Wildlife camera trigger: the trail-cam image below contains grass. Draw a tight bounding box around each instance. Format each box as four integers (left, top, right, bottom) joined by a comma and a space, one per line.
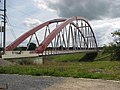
0, 52, 119, 80
0, 61, 120, 80
43, 53, 86, 62
95, 51, 111, 61
44, 52, 111, 62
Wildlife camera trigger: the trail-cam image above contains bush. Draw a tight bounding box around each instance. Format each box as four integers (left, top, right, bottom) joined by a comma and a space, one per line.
103, 43, 120, 61
103, 30, 120, 61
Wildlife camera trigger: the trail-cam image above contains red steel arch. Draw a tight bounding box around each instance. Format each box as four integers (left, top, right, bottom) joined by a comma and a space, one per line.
5, 19, 66, 51
6, 16, 98, 54
35, 16, 98, 53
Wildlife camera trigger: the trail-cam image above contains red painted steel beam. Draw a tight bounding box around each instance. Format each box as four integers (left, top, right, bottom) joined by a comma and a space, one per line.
35, 16, 97, 53
6, 19, 66, 51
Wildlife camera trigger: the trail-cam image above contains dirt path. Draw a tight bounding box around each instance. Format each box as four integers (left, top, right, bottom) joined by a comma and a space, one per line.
45, 78, 120, 90
0, 74, 120, 90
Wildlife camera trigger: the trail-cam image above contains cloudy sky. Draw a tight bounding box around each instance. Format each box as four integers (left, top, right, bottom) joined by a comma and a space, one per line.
0, 0, 120, 46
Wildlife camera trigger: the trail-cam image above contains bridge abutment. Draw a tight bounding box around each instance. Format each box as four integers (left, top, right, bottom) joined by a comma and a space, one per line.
1, 51, 44, 65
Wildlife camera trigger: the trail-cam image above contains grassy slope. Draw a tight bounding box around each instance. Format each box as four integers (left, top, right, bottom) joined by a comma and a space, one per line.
0, 52, 119, 80
44, 53, 86, 62
44, 52, 111, 62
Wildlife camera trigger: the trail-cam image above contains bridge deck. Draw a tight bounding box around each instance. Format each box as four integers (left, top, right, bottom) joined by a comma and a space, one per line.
2, 50, 98, 59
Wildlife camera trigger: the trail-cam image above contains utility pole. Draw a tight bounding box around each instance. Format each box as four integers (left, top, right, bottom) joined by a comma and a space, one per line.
3, 0, 6, 54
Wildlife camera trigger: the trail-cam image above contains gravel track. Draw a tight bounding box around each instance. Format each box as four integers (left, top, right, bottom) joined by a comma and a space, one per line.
0, 74, 120, 90
0, 74, 62, 90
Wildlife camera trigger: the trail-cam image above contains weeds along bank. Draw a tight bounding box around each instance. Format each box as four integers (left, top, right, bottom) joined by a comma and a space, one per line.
0, 52, 120, 80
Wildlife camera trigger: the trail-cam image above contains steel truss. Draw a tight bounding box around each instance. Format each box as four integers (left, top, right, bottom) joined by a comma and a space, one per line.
6, 16, 98, 55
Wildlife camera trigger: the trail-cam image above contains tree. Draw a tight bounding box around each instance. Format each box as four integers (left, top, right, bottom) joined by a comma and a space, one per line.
112, 30, 120, 60
27, 42, 36, 50
112, 29, 120, 44
103, 30, 120, 61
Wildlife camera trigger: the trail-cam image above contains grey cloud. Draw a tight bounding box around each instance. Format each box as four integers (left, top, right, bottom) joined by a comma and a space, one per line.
47, 0, 120, 20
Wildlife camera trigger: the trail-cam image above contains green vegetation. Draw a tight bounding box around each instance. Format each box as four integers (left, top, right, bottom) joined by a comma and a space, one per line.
27, 42, 37, 50
44, 52, 111, 62
94, 51, 110, 61
0, 52, 120, 80
103, 30, 120, 61
44, 53, 86, 62
0, 61, 119, 80
103, 44, 120, 61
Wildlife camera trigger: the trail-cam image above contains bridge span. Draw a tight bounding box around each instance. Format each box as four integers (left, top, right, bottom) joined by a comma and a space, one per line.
3, 16, 98, 59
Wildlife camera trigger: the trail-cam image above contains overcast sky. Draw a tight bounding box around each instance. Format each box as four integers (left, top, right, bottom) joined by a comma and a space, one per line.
0, 0, 120, 46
